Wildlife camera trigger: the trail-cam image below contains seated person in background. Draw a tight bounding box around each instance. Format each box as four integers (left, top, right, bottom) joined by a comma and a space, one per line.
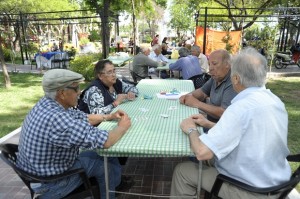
161, 43, 172, 58
132, 46, 159, 79
191, 45, 209, 73
16, 69, 132, 199
179, 49, 237, 129
171, 47, 291, 199
79, 59, 139, 115
162, 37, 168, 45
51, 42, 59, 52
148, 44, 170, 78
169, 47, 202, 80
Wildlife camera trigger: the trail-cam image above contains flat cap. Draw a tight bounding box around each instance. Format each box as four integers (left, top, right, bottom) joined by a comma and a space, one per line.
42, 69, 85, 92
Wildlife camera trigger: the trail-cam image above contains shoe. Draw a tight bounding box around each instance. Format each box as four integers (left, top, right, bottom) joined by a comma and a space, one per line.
115, 175, 135, 192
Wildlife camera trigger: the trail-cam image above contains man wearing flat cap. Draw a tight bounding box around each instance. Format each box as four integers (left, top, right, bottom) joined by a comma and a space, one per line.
16, 69, 131, 199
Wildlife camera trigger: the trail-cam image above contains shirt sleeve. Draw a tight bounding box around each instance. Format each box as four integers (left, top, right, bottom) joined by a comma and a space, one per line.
169, 59, 182, 70
144, 57, 159, 68
122, 81, 139, 96
84, 86, 114, 115
201, 78, 213, 95
48, 110, 109, 149
200, 106, 243, 160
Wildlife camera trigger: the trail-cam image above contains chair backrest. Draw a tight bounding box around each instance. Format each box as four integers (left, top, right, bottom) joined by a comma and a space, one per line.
0, 143, 35, 197
189, 74, 206, 89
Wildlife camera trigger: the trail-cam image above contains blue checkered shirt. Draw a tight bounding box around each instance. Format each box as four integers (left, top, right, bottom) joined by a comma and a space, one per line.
16, 97, 109, 176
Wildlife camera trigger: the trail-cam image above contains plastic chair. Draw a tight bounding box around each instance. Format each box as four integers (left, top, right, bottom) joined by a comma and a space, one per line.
204, 153, 300, 199
0, 143, 100, 199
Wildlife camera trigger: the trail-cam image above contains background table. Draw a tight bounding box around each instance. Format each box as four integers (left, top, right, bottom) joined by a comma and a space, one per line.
96, 79, 202, 198
35, 52, 66, 68
156, 59, 177, 78
107, 55, 132, 67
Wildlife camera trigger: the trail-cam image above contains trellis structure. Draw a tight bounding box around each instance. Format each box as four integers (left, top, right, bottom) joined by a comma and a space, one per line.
194, 7, 300, 55
0, 9, 120, 63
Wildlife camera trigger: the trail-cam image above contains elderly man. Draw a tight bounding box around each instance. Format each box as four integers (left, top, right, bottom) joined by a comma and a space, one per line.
169, 47, 202, 80
132, 46, 159, 79
171, 47, 291, 199
148, 44, 170, 78
179, 49, 237, 128
16, 69, 132, 199
191, 45, 209, 73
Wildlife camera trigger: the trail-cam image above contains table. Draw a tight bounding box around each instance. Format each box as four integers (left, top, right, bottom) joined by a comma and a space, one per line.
35, 52, 66, 68
107, 55, 132, 67
156, 59, 178, 78
96, 79, 203, 199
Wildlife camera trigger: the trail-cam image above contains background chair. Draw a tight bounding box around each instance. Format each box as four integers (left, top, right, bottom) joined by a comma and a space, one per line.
204, 153, 300, 199
51, 53, 63, 68
189, 73, 211, 89
130, 71, 152, 83
0, 143, 100, 199
29, 54, 37, 70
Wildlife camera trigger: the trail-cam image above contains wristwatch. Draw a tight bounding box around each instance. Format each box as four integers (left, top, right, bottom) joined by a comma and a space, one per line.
187, 128, 198, 136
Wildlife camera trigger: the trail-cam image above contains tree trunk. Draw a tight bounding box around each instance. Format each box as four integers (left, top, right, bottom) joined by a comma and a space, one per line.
131, 0, 136, 55
0, 33, 11, 88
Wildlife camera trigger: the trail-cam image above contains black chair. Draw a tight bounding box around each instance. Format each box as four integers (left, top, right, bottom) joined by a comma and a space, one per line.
29, 54, 37, 70
51, 53, 63, 68
189, 73, 211, 89
204, 153, 300, 199
130, 70, 152, 83
0, 143, 100, 199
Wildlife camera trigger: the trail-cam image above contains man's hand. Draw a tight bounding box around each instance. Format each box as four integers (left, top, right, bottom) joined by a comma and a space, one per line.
117, 112, 131, 131
181, 94, 199, 108
179, 94, 186, 104
180, 117, 197, 135
110, 109, 126, 120
127, 92, 136, 101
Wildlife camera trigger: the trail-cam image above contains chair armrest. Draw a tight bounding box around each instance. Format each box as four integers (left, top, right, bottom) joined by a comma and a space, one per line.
287, 154, 300, 162
211, 173, 299, 197
19, 168, 89, 184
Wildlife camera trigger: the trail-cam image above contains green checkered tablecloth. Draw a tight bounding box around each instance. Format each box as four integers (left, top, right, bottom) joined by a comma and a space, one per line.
96, 79, 201, 157
107, 56, 132, 67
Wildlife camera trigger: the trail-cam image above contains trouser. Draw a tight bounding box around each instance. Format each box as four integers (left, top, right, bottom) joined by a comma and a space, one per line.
32, 151, 121, 199
170, 161, 279, 199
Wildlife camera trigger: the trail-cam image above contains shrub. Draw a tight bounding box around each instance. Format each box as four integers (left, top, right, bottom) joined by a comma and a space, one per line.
2, 47, 12, 62
69, 53, 102, 81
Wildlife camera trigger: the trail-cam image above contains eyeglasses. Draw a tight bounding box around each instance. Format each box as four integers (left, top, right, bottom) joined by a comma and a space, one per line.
65, 85, 80, 92
101, 69, 116, 76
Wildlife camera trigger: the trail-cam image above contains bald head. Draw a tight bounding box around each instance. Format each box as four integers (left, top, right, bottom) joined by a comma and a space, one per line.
208, 49, 231, 83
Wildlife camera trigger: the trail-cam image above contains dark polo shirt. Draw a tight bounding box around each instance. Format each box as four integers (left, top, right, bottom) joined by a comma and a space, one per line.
201, 70, 237, 123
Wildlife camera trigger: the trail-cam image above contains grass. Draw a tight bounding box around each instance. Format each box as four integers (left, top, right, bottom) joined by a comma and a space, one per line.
0, 73, 299, 191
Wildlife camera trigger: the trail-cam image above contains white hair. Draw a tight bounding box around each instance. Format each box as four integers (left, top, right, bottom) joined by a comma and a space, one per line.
44, 91, 57, 100
152, 44, 161, 51
231, 47, 267, 88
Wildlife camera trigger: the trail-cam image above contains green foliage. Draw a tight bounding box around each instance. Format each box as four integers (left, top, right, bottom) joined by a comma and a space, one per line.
79, 37, 90, 46
69, 53, 102, 81
88, 29, 101, 42
2, 47, 12, 62
244, 23, 278, 55
24, 42, 39, 54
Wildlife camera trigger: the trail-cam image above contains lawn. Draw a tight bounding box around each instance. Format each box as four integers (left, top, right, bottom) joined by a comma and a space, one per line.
0, 73, 299, 191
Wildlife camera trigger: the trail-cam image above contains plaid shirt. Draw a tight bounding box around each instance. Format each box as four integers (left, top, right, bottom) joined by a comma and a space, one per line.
16, 97, 109, 176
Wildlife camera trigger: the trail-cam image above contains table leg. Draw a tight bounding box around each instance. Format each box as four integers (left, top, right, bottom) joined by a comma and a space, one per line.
196, 161, 202, 199
104, 157, 110, 199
